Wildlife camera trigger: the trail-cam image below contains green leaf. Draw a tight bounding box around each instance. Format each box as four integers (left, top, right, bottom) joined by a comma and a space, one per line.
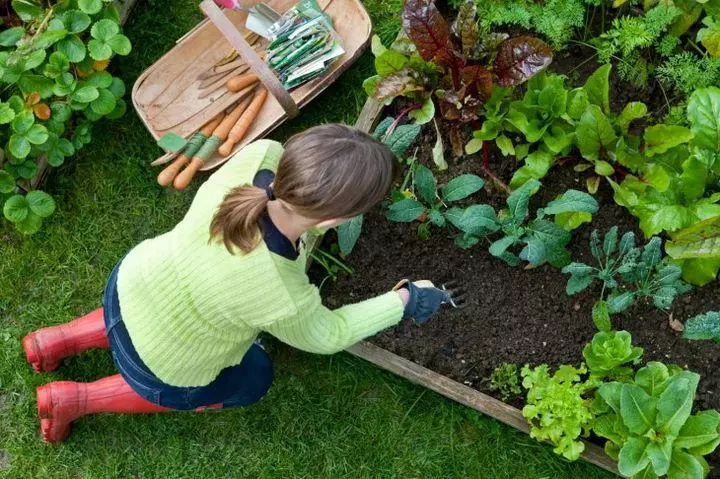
592, 300, 612, 332
641, 237, 662, 267
88, 39, 112, 61
107, 34, 131, 55
362, 75, 380, 97
64, 10, 91, 33
675, 410, 720, 454
15, 210, 42, 235
667, 451, 705, 479
445, 205, 499, 236
642, 164, 670, 192
0, 27, 25, 47
12, 0, 42, 21
576, 105, 617, 163
584, 64, 611, 113
519, 237, 545, 265
617, 102, 647, 135
644, 125, 693, 157
90, 88, 116, 115
105, 98, 126, 120
385, 123, 421, 157
509, 149, 555, 189
657, 372, 700, 436
0, 103, 16, 124
44, 51, 70, 78
507, 179, 541, 222
618, 437, 651, 477
79, 0, 102, 14
370, 34, 387, 56
636, 362, 671, 397
50, 102, 72, 122
441, 174, 485, 202
566, 88, 589, 120
86, 71, 113, 88
18, 74, 54, 98
71, 85, 99, 103
8, 134, 30, 159
414, 164, 436, 204
687, 87, 720, 152
3, 194, 29, 222
489, 235, 516, 259
646, 439, 673, 476
603, 226, 618, 257
525, 218, 571, 267
428, 209, 444, 227
496, 135, 514, 157
620, 384, 657, 435
25, 124, 48, 145
57, 35, 86, 62
0, 170, 15, 193
25, 190, 55, 218
108, 77, 126, 98
541, 190, 599, 216
606, 291, 635, 314
697, 16, 720, 56
337, 215, 363, 256
565, 272, 594, 295
408, 97, 434, 125
431, 118, 446, 170
374, 49, 407, 76
554, 211, 592, 231
683, 311, 720, 343
386, 199, 425, 222
465, 138, 483, 155
11, 110, 34, 134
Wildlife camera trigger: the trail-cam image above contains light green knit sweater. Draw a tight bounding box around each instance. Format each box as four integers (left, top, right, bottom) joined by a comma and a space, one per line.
116, 140, 404, 387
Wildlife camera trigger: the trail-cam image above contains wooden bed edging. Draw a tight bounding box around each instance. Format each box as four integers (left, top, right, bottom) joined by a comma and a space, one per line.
345, 342, 618, 475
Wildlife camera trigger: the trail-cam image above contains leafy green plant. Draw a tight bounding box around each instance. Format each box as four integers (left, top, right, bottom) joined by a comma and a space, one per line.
562, 227, 691, 331
665, 216, 720, 286
582, 330, 643, 380
386, 165, 487, 240
610, 87, 720, 286
593, 364, 720, 478
0, 0, 130, 234
683, 311, 720, 344
487, 362, 522, 401
521, 363, 596, 460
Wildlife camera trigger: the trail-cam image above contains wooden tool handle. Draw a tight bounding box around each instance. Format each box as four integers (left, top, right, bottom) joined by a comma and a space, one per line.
218, 88, 268, 156
227, 73, 258, 92
212, 94, 254, 141
157, 113, 223, 187
173, 157, 204, 191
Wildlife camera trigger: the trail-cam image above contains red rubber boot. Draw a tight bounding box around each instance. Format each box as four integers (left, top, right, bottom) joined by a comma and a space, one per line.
23, 308, 110, 373
37, 374, 173, 443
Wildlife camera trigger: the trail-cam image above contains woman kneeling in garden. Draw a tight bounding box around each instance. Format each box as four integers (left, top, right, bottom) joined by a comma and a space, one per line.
22, 124, 459, 442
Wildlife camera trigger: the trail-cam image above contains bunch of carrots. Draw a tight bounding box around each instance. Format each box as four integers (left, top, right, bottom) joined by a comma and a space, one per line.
157, 72, 267, 190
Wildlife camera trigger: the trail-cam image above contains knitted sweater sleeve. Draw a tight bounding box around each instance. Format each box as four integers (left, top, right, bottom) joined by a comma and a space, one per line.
263, 284, 405, 354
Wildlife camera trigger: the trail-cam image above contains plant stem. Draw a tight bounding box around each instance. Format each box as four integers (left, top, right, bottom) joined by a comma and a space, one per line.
382, 102, 423, 142
480, 165, 512, 196
314, 248, 354, 275
481, 140, 490, 169
30, 7, 54, 45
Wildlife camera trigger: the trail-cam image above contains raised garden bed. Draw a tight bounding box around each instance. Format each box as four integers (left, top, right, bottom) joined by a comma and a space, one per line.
311, 1, 720, 477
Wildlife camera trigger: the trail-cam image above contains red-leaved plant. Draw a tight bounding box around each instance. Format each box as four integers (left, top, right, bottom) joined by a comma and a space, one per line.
396, 0, 553, 153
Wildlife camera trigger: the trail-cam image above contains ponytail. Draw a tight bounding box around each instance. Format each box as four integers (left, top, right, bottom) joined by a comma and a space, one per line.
210, 184, 269, 253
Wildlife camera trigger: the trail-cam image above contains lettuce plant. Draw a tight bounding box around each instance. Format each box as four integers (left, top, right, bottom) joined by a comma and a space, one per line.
487, 362, 522, 401
582, 330, 643, 380
562, 227, 691, 331
593, 364, 720, 478
521, 363, 596, 461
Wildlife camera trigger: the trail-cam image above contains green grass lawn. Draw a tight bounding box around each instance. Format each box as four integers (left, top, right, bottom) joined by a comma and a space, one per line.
0, 0, 615, 477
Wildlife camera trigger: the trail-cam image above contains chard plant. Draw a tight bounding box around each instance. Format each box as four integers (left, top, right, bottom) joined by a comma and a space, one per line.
562, 227, 691, 331
364, 0, 552, 156
0, 0, 131, 234
593, 363, 720, 478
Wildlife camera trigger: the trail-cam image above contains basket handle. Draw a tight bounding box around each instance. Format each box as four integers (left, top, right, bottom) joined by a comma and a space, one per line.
200, 0, 300, 119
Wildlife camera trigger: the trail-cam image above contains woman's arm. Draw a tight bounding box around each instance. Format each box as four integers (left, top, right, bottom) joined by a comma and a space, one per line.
262, 288, 408, 355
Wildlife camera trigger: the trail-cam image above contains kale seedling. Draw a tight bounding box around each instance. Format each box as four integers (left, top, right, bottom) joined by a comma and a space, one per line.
562, 227, 691, 331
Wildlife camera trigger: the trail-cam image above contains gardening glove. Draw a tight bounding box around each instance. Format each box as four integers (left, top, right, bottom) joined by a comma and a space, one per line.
393, 280, 466, 325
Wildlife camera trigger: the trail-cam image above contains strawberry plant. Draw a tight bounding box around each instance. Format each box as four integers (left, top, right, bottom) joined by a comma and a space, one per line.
562, 227, 691, 331
0, 0, 131, 234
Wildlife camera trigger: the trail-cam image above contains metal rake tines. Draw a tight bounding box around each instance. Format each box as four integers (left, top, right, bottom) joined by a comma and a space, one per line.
441, 281, 467, 309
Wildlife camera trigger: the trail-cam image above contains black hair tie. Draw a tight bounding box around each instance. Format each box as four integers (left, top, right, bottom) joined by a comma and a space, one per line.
264, 186, 275, 201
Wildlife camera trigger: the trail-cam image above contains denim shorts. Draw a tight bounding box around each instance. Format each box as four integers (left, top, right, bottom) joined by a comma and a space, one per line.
103, 261, 273, 410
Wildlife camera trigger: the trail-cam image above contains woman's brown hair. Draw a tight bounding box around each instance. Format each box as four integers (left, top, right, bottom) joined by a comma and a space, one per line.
210, 123, 397, 253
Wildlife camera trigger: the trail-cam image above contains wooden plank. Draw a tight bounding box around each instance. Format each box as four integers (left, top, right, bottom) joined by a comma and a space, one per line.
346, 341, 619, 476
354, 95, 384, 134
